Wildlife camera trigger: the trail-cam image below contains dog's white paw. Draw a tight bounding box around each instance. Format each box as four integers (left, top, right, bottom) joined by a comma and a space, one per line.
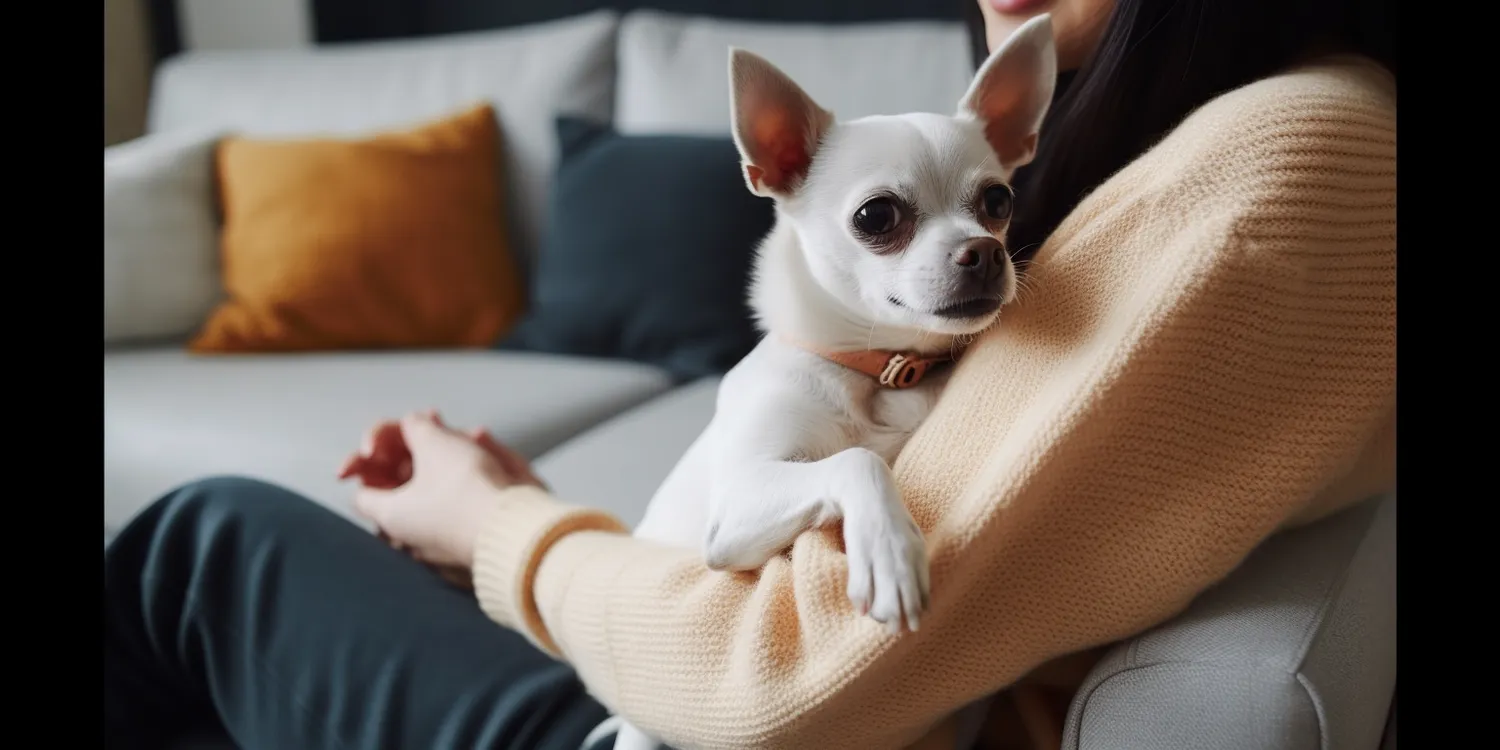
844, 500, 929, 633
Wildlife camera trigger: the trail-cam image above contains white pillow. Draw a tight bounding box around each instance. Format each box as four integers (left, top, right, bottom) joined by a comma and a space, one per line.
615, 11, 973, 136
145, 10, 620, 271
104, 129, 223, 344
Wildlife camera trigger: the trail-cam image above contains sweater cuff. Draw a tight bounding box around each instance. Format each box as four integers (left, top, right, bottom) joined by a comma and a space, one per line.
471, 484, 628, 656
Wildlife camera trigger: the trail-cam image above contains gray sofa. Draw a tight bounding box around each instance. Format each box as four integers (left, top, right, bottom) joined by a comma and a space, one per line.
103, 9, 1396, 749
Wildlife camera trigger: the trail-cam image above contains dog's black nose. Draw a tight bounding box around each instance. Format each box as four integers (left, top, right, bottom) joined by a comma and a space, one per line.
953, 236, 1006, 281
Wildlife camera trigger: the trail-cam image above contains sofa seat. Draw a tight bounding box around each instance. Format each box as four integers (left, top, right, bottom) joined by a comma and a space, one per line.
534, 375, 720, 527
104, 348, 674, 537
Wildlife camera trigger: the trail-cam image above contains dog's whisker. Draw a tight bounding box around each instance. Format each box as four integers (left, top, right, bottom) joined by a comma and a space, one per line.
1012, 275, 1041, 305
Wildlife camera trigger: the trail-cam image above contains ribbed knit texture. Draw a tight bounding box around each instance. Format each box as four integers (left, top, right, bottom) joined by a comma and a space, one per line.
471, 56, 1396, 750
470, 487, 629, 655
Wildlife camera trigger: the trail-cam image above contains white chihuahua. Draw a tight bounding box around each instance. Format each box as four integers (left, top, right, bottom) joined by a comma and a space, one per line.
603, 15, 1056, 750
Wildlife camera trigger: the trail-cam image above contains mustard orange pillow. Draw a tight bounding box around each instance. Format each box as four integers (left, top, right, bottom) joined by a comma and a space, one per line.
189, 104, 524, 353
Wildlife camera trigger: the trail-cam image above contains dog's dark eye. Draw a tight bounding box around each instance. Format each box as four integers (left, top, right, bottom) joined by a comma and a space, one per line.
982, 184, 1014, 221
853, 198, 900, 235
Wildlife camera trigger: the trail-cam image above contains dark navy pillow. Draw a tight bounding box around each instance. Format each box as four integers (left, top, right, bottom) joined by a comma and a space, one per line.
499, 118, 772, 381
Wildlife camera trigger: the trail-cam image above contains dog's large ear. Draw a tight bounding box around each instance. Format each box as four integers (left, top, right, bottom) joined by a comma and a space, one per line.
957, 13, 1057, 170
728, 47, 835, 198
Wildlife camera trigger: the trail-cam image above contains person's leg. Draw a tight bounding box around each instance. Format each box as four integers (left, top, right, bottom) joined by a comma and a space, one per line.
104, 476, 610, 750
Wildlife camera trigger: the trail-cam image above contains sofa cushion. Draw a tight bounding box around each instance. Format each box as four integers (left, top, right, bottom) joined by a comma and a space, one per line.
146, 10, 618, 275
104, 128, 223, 345
104, 349, 673, 536
614, 10, 971, 135
192, 104, 526, 353
499, 118, 770, 381
533, 376, 721, 527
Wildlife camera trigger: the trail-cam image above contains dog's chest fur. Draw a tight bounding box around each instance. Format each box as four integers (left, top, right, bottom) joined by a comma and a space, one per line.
751, 342, 948, 465
830, 373, 943, 464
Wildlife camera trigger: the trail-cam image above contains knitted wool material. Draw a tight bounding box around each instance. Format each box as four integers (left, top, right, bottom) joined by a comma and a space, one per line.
471, 56, 1397, 750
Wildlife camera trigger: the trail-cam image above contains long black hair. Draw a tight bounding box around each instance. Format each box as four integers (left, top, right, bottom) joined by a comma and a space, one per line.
962, 0, 1397, 263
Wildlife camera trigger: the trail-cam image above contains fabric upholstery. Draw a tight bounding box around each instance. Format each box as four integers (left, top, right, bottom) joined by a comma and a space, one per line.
1062, 494, 1397, 750
533, 376, 721, 527
104, 128, 224, 344
104, 349, 673, 538
614, 11, 972, 135
193, 104, 525, 353
499, 119, 768, 380
147, 10, 619, 273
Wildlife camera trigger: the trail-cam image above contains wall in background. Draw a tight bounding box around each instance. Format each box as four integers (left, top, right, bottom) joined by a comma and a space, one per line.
107, 0, 312, 147
125, 0, 964, 138
105, 0, 153, 146
178, 0, 310, 50
148, 0, 966, 59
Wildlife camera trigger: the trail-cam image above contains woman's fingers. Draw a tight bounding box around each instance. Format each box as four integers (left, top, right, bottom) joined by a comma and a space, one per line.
352, 412, 543, 490
339, 452, 412, 489
352, 485, 400, 531
342, 419, 416, 487
374, 528, 407, 552
361, 421, 404, 458
471, 428, 547, 489
337, 453, 362, 480
400, 410, 453, 447
351, 488, 378, 523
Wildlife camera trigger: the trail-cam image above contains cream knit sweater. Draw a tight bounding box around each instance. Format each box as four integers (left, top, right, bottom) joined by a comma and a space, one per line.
472, 56, 1396, 750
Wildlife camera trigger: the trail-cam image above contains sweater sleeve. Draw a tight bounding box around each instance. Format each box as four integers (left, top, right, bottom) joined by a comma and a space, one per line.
471, 62, 1396, 750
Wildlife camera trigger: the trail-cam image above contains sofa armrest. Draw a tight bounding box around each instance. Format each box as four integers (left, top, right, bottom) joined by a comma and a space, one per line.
1063, 493, 1396, 750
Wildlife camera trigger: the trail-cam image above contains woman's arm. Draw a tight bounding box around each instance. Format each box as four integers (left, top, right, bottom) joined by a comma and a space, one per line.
472, 61, 1396, 750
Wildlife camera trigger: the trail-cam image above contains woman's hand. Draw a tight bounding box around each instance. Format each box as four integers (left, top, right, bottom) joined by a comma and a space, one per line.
337, 410, 545, 575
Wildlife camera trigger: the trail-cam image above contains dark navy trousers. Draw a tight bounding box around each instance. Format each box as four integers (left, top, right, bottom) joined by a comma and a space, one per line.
104, 476, 615, 750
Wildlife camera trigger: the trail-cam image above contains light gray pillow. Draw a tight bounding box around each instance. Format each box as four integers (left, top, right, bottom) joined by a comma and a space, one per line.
144, 10, 620, 274
104, 129, 223, 344
615, 10, 973, 136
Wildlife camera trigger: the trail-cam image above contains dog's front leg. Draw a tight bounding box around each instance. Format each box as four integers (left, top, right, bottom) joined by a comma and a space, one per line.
705, 448, 929, 632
